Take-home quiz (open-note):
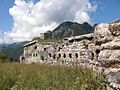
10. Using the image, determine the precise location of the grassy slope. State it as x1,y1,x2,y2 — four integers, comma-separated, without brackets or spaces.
0,63,106,90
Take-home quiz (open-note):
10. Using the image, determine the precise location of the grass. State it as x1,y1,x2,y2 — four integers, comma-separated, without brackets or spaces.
0,63,106,90
32,37,63,43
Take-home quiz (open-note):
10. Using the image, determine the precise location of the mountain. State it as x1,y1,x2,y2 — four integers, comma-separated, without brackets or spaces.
0,41,29,61
52,21,93,39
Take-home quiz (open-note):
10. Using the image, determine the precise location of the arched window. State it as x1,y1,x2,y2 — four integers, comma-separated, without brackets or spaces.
58,53,61,58
53,54,56,59
44,48,46,51
36,53,38,57
34,46,37,50
49,53,51,57
95,49,100,59
69,53,72,58
63,54,66,58
75,53,78,58
33,54,35,57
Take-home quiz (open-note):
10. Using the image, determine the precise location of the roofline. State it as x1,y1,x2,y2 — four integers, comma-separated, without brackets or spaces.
64,33,93,41
24,41,37,47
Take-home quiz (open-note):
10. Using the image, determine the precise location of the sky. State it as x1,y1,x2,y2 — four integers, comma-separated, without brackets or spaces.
0,0,120,44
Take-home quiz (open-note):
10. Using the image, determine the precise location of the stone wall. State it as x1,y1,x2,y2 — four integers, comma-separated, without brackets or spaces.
20,20,120,90
21,21,120,66
20,33,95,65
94,23,120,67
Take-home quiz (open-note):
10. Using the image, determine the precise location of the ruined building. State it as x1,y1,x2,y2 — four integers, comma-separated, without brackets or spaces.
20,20,120,67
20,20,120,90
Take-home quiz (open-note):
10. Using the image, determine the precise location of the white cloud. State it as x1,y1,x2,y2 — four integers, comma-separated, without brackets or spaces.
0,0,97,44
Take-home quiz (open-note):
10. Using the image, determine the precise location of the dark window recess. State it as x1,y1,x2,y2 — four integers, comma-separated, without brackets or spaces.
49,53,51,57
95,41,101,46
75,53,78,58
69,53,72,58
58,47,61,51
53,54,56,59
44,48,46,51
58,54,61,58
69,40,74,43
91,52,94,60
41,56,44,61
96,49,100,55
34,46,37,50
21,57,25,60
95,49,100,59
63,54,66,58
36,54,37,57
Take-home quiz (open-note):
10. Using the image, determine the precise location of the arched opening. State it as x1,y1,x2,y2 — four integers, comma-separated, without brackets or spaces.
63,54,66,58
33,53,35,57
75,53,78,58
96,49,100,55
58,53,61,58
36,53,38,57
49,53,51,57
34,46,37,50
44,48,46,51
69,53,72,58
53,54,56,59
95,49,100,59
41,56,44,61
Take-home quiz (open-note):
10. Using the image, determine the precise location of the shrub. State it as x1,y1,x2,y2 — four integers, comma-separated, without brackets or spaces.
0,52,7,62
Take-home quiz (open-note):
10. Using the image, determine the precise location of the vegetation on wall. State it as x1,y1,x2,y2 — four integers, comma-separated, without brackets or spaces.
32,37,63,43
110,24,120,35
112,25,120,30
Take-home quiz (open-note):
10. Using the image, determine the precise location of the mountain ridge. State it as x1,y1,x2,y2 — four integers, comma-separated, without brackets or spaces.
52,21,93,39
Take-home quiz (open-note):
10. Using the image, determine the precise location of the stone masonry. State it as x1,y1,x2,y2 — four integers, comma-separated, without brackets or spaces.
20,20,120,66
20,20,120,90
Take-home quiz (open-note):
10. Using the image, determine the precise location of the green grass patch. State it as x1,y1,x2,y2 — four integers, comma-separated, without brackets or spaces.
32,37,63,43
0,63,106,90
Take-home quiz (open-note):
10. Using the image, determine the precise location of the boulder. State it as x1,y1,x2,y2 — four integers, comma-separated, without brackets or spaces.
97,48,120,67
104,68,120,90
109,24,120,36
94,23,113,44
101,37,120,50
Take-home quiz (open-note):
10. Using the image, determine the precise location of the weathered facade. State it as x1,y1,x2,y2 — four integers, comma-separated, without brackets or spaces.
20,20,120,66
40,31,52,39
20,20,120,90
20,33,95,65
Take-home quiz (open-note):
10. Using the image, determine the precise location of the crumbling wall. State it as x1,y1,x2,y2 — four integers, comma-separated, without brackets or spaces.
20,20,120,90
94,23,120,67
21,20,120,66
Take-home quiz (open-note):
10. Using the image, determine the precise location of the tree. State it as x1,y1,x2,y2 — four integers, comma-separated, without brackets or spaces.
0,52,7,62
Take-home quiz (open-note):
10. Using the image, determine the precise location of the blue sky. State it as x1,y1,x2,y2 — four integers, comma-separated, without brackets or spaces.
92,0,120,23
0,0,120,33
0,0,39,32
0,0,120,43
0,0,14,32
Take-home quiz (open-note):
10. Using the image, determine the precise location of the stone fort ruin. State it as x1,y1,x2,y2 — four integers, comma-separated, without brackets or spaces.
20,20,120,89
20,20,120,67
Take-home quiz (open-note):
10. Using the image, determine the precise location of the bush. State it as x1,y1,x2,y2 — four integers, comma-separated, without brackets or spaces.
0,52,7,62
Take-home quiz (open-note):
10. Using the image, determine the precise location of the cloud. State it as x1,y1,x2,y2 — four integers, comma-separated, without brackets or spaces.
1,0,97,44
